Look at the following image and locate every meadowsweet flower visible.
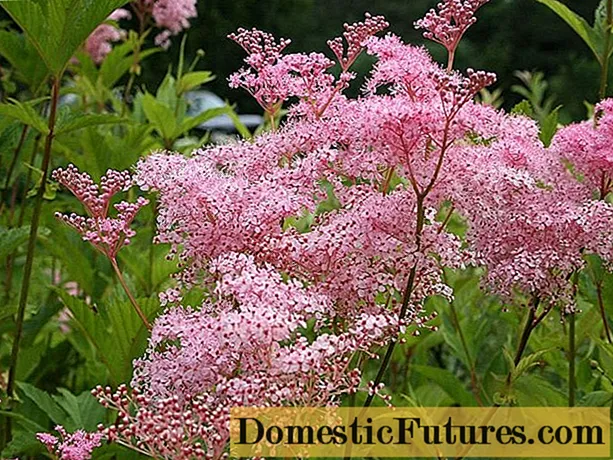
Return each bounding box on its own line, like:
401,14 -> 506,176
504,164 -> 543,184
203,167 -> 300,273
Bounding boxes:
415,0 -> 489,69
37,426 -> 103,460
53,165 -> 148,261
91,7 -> 613,458
141,0 -> 198,49
84,9 -> 131,64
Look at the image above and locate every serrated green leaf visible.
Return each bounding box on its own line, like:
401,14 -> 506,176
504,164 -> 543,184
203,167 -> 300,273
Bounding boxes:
100,43 -> 160,89
1,430 -> 44,458
514,374 -> 567,406
2,0 -> 131,77
539,105 -> 561,147
55,112 -> 129,136
57,289 -> 160,384
0,99 -> 48,134
580,390 -> 613,406
16,382 -> 69,427
53,389 -> 105,432
536,0 -> 603,63
510,100 -> 534,117
0,226 -> 30,260
0,30 -> 48,90
512,348 -> 553,382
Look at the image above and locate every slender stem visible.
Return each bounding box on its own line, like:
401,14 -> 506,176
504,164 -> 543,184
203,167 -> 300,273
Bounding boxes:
506,303 -> 536,387
110,257 -> 151,330
363,197 -> 425,408
449,299 -> 483,406
513,304 -> 536,366
599,0 -> 613,99
267,109 -> 277,132
596,281 -> 613,343
568,312 -> 576,407
447,47 -> 456,73
4,78 -> 60,445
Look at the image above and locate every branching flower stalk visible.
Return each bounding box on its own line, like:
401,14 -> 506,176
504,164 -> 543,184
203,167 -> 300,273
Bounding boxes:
53,165 -> 151,329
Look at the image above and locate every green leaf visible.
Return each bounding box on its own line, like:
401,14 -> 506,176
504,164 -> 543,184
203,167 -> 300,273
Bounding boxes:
0,410 -> 47,434
55,112 -> 129,135
2,431 -> 44,458
539,105 -> 561,147
411,364 -> 478,406
227,105 -> 254,139
536,0 -> 603,63
57,289 -> 160,384
510,348 -> 553,382
100,42 -> 160,89
580,390 -> 613,406
514,374 -> 567,406
0,30 -> 48,90
0,226 -> 30,260
177,71 -> 215,95
178,106 -> 229,136
16,382 -> 69,427
0,99 -> 48,134
510,100 -> 534,117
53,389 -> 106,431
142,92 -> 177,143
2,0 -> 131,76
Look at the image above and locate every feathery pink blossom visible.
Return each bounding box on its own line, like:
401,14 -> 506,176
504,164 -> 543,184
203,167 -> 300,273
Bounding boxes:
37,426 -> 103,460
53,165 -> 148,261
84,9 -> 131,64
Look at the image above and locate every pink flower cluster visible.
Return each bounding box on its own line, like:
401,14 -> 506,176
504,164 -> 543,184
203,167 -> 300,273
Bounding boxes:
113,7 -> 496,456
228,14 -> 388,119
53,165 -> 148,261
415,0 -> 489,67
84,9 -> 131,64
83,0 -> 198,62
78,1 -> 613,457
37,425 -> 103,460
140,0 -> 198,48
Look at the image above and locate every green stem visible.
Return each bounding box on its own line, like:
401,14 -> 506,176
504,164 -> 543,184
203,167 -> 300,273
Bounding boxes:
4,77 -> 60,444
110,257 -> 151,330
568,312 -> 576,407
599,0 -> 613,99
596,281 -> 613,343
449,299 -> 483,406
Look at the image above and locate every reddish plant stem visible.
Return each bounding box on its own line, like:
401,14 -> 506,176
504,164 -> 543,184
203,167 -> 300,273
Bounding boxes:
4,78 -> 60,444
110,257 -> 152,330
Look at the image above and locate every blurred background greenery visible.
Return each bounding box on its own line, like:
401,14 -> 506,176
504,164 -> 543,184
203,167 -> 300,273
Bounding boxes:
129,0 -> 605,123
